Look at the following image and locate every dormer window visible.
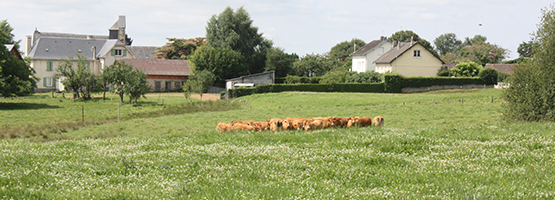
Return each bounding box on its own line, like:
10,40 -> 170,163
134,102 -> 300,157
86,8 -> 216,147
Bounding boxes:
414,50 -> 421,58
111,49 -> 127,56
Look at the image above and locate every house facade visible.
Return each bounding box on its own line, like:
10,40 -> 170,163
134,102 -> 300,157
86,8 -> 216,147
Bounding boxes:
351,37 -> 393,72
24,15 -> 158,92
225,71 -> 275,90
374,41 -> 444,77
117,58 -> 193,92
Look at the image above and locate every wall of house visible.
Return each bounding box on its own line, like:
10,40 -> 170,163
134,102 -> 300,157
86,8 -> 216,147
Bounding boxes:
375,63 -> 392,74
32,59 -> 100,92
391,44 -> 443,77
351,41 -> 392,73
102,46 -> 134,69
148,75 -> 188,92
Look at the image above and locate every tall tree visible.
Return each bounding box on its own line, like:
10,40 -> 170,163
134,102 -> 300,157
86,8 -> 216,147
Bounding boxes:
434,33 -> 463,55
189,45 -> 246,86
329,38 -> 366,61
292,53 -> 334,77
505,5 -> 555,121
463,35 -> 487,46
517,41 -> 534,58
265,47 -> 299,77
183,70 -> 215,101
390,30 -> 438,56
206,6 -> 271,74
458,43 -> 508,66
156,37 -> 206,60
0,20 -> 37,97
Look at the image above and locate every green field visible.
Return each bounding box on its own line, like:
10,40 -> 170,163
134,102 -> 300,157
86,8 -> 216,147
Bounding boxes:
1,89 -> 555,199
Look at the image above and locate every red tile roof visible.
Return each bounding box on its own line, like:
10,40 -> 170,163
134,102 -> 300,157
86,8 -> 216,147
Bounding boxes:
117,58 -> 193,76
485,63 -> 514,75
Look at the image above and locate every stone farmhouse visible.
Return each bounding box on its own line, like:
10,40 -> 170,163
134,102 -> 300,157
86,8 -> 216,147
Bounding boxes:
351,37 -> 444,77
24,15 -> 192,92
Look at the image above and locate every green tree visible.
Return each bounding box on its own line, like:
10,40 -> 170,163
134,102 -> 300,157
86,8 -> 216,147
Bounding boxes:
206,6 -> 271,74
434,33 -> 462,55
459,43 -> 508,66
517,41 -> 534,57
156,37 -> 206,60
0,20 -> 37,97
390,30 -> 438,56
56,54 -> 97,101
265,47 -> 299,77
183,70 -> 215,101
346,71 -> 383,83
124,69 -> 150,103
463,35 -> 488,46
505,5 -> 555,121
189,45 -> 246,87
292,53 -> 333,77
329,38 -> 366,61
450,61 -> 482,77
478,67 -> 498,85
104,61 -> 134,102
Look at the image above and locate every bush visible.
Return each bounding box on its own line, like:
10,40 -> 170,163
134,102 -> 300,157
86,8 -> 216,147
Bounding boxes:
479,67 -> 498,85
450,61 -> 482,77
227,83 -> 385,98
320,70 -> 348,84
497,71 -> 511,83
437,68 -> 451,77
346,71 -> 383,83
284,75 -> 320,84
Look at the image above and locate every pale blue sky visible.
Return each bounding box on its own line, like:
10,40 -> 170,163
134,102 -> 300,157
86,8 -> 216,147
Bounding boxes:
3,0 -> 553,60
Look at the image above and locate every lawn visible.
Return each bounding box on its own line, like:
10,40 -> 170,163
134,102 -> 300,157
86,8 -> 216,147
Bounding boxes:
1,89 -> 555,199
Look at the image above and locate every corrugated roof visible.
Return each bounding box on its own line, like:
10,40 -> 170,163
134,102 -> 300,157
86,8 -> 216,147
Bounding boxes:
127,46 -> 158,59
351,39 -> 387,56
117,58 -> 193,76
485,63 -> 514,75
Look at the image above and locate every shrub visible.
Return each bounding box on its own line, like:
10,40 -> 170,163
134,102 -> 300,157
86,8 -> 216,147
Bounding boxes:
346,71 -> 383,83
320,70 -> 348,84
478,67 -> 498,85
450,61 -> 482,77
437,68 -> 451,77
497,71 -> 511,83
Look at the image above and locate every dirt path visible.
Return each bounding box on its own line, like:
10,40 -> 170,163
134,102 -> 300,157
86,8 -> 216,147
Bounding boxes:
143,93 -> 221,101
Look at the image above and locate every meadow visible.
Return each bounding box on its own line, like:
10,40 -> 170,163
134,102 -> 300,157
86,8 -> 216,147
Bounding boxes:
1,89 -> 555,199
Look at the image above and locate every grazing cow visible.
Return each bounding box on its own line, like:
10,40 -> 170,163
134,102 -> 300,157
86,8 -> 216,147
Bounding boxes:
216,122 -> 233,132
372,116 -> 384,127
232,123 -> 255,131
253,122 -> 270,132
267,119 -> 283,132
291,119 -> 304,130
358,116 -> 372,127
313,117 -> 332,129
304,119 -> 324,131
347,117 -> 361,128
230,120 -> 257,126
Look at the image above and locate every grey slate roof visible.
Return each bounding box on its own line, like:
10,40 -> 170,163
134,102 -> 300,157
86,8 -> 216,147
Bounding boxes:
117,58 -> 193,76
127,46 -> 158,59
374,42 -> 415,64
351,39 -> 387,56
26,37 -> 113,60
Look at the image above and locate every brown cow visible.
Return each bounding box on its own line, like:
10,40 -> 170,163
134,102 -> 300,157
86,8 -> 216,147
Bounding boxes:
358,116 -> 372,127
372,116 -> 384,127
304,119 -> 324,131
216,122 -> 233,132
267,119 -> 283,132
232,123 -> 255,131
253,122 -> 270,132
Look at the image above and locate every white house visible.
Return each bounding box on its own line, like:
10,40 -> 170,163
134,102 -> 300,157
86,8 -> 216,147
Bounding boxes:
24,16 -> 158,92
351,36 -> 393,72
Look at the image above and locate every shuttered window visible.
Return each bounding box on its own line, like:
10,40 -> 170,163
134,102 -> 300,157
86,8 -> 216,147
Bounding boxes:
47,61 -> 53,71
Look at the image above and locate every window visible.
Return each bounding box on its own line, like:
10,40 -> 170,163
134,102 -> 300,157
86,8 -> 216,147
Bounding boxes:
114,49 -> 122,56
84,62 -> 91,71
43,77 -> 53,87
414,50 -> 421,58
47,61 -> 53,71
175,81 -> 182,90
154,81 -> 161,92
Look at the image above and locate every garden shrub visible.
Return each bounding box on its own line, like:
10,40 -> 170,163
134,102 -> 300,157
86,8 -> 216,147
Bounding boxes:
479,67 -> 498,85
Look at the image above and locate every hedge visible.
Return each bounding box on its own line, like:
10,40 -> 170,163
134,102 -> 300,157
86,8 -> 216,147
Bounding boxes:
226,74 -> 489,98
227,83 -> 385,98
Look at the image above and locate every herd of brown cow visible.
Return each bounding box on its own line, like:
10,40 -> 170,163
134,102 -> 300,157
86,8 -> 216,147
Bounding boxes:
216,116 -> 384,132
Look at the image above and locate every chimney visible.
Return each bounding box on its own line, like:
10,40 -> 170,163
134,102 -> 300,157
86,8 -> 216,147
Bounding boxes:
91,46 -> 97,60
87,35 -> 93,39
354,43 -> 357,52
25,35 -> 31,56
410,36 -> 414,46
